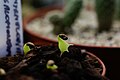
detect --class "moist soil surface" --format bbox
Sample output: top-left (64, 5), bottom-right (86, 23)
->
top-left (0, 45), bottom-right (109, 80)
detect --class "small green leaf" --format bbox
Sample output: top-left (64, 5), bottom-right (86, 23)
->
top-left (23, 42), bottom-right (35, 55)
top-left (57, 34), bottom-right (70, 56)
top-left (46, 60), bottom-right (58, 70)
top-left (23, 43), bottom-right (31, 55)
top-left (46, 64), bottom-right (58, 70)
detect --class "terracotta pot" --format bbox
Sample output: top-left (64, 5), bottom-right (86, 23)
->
top-left (23, 6), bottom-right (120, 79)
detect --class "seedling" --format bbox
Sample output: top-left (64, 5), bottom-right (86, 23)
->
top-left (46, 60), bottom-right (58, 70)
top-left (23, 42), bottom-right (35, 55)
top-left (57, 34), bottom-right (71, 56)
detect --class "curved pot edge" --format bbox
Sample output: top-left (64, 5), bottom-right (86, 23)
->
top-left (86, 51), bottom-right (106, 76)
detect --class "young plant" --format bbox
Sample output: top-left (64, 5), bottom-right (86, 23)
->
top-left (46, 60), bottom-right (58, 70)
top-left (23, 42), bottom-right (35, 55)
top-left (57, 34), bottom-right (71, 56)
top-left (49, 0), bottom-right (83, 34)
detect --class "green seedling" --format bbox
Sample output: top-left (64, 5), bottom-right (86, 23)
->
top-left (23, 42), bottom-right (35, 55)
top-left (57, 34), bottom-right (71, 56)
top-left (46, 60), bottom-right (58, 70)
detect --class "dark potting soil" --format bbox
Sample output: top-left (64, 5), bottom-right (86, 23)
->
top-left (0, 45), bottom-right (109, 80)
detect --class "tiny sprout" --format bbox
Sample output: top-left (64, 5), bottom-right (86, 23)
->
top-left (0, 68), bottom-right (6, 76)
top-left (57, 34), bottom-right (70, 56)
top-left (46, 60), bottom-right (58, 70)
top-left (23, 42), bottom-right (35, 55)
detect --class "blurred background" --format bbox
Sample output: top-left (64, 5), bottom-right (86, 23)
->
top-left (22, 0), bottom-right (120, 22)
top-left (22, 0), bottom-right (120, 46)
top-left (22, 0), bottom-right (65, 17)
